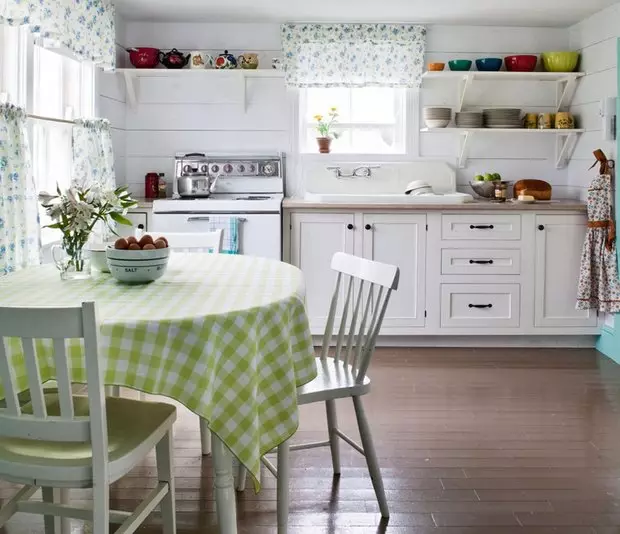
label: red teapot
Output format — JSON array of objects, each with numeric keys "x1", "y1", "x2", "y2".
[{"x1": 159, "y1": 48, "x2": 190, "y2": 69}]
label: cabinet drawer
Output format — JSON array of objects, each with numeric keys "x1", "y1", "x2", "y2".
[
  {"x1": 441, "y1": 214, "x2": 521, "y2": 240},
  {"x1": 441, "y1": 248, "x2": 521, "y2": 275},
  {"x1": 441, "y1": 284, "x2": 520, "y2": 328}
]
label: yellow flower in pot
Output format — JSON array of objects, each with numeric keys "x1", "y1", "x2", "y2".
[{"x1": 315, "y1": 107, "x2": 340, "y2": 153}]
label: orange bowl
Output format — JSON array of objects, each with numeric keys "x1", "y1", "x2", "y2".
[{"x1": 428, "y1": 62, "x2": 445, "y2": 72}]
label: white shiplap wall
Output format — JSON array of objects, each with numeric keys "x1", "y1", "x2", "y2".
[
  {"x1": 104, "y1": 22, "x2": 576, "y2": 198},
  {"x1": 568, "y1": 4, "x2": 619, "y2": 194}
]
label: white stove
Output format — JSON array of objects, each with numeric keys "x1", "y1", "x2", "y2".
[{"x1": 153, "y1": 154, "x2": 285, "y2": 259}]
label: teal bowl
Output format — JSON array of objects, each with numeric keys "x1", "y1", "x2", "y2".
[
  {"x1": 541, "y1": 51, "x2": 580, "y2": 72},
  {"x1": 449, "y1": 60, "x2": 472, "y2": 72}
]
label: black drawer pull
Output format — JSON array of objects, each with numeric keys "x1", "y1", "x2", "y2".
[
  {"x1": 470, "y1": 224, "x2": 494, "y2": 230},
  {"x1": 469, "y1": 259, "x2": 494, "y2": 265},
  {"x1": 347, "y1": 224, "x2": 354, "y2": 230},
  {"x1": 538, "y1": 224, "x2": 545, "y2": 231},
  {"x1": 365, "y1": 224, "x2": 372, "y2": 230},
  {"x1": 469, "y1": 304, "x2": 493, "y2": 309}
]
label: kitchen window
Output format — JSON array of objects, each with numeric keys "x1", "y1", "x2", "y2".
[
  {"x1": 0, "y1": 29, "x2": 95, "y2": 244},
  {"x1": 299, "y1": 87, "x2": 407, "y2": 154}
]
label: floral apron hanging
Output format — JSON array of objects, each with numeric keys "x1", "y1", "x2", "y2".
[{"x1": 576, "y1": 157, "x2": 620, "y2": 312}]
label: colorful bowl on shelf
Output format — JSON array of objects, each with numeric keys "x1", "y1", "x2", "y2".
[
  {"x1": 428, "y1": 62, "x2": 445, "y2": 72},
  {"x1": 127, "y1": 47, "x2": 160, "y2": 69},
  {"x1": 475, "y1": 58, "x2": 502, "y2": 71},
  {"x1": 541, "y1": 51, "x2": 580, "y2": 72},
  {"x1": 504, "y1": 55, "x2": 538, "y2": 72},
  {"x1": 448, "y1": 60, "x2": 472, "y2": 71}
]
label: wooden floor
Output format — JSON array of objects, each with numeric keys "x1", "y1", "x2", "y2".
[{"x1": 3, "y1": 347, "x2": 620, "y2": 533}]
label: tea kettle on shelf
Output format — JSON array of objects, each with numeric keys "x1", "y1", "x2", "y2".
[{"x1": 159, "y1": 48, "x2": 190, "y2": 69}]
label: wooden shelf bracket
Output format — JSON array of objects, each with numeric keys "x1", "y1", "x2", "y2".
[
  {"x1": 555, "y1": 76, "x2": 579, "y2": 112},
  {"x1": 458, "y1": 130, "x2": 472, "y2": 168},
  {"x1": 555, "y1": 131, "x2": 580, "y2": 169}
]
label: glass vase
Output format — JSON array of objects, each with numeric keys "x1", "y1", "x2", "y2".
[{"x1": 51, "y1": 241, "x2": 92, "y2": 280}]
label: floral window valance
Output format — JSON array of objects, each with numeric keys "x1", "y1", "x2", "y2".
[
  {"x1": 281, "y1": 23, "x2": 426, "y2": 88},
  {"x1": 0, "y1": 0, "x2": 116, "y2": 70}
]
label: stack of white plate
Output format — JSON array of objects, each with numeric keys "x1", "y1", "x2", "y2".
[
  {"x1": 423, "y1": 107, "x2": 452, "y2": 128},
  {"x1": 455, "y1": 111, "x2": 483, "y2": 128},
  {"x1": 483, "y1": 108, "x2": 522, "y2": 129},
  {"x1": 106, "y1": 247, "x2": 170, "y2": 284}
]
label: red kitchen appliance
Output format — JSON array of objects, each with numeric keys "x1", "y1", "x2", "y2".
[{"x1": 145, "y1": 172, "x2": 160, "y2": 199}]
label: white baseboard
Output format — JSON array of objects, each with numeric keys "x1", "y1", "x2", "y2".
[{"x1": 315, "y1": 335, "x2": 599, "y2": 349}]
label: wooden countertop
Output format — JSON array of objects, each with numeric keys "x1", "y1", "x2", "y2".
[{"x1": 283, "y1": 198, "x2": 586, "y2": 212}]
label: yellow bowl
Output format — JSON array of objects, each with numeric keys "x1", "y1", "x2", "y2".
[{"x1": 541, "y1": 51, "x2": 579, "y2": 72}]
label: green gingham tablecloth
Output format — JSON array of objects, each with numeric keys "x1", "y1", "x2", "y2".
[{"x1": 0, "y1": 254, "x2": 317, "y2": 487}]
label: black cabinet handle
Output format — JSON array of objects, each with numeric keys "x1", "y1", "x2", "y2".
[
  {"x1": 469, "y1": 304, "x2": 493, "y2": 309},
  {"x1": 470, "y1": 224, "x2": 494, "y2": 230},
  {"x1": 347, "y1": 224, "x2": 354, "y2": 230},
  {"x1": 365, "y1": 224, "x2": 372, "y2": 230},
  {"x1": 469, "y1": 259, "x2": 494, "y2": 265},
  {"x1": 538, "y1": 224, "x2": 545, "y2": 231}
]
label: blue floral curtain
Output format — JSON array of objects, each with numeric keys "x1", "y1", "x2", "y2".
[
  {"x1": 281, "y1": 23, "x2": 426, "y2": 88},
  {"x1": 0, "y1": 0, "x2": 116, "y2": 70},
  {"x1": 0, "y1": 104, "x2": 41, "y2": 274},
  {"x1": 72, "y1": 119, "x2": 115, "y2": 189}
]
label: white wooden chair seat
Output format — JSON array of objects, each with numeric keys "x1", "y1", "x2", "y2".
[
  {"x1": 297, "y1": 358, "x2": 370, "y2": 405},
  {"x1": 0, "y1": 394, "x2": 175, "y2": 487}
]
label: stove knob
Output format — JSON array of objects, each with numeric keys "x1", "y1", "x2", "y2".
[
  {"x1": 200, "y1": 164, "x2": 208, "y2": 173},
  {"x1": 262, "y1": 163, "x2": 275, "y2": 176},
  {"x1": 210, "y1": 164, "x2": 220, "y2": 174},
  {"x1": 248, "y1": 164, "x2": 256, "y2": 173},
  {"x1": 183, "y1": 164, "x2": 193, "y2": 173},
  {"x1": 237, "y1": 164, "x2": 245, "y2": 173},
  {"x1": 223, "y1": 164, "x2": 233, "y2": 174}
]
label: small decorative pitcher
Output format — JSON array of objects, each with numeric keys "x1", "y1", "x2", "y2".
[
  {"x1": 238, "y1": 53, "x2": 259, "y2": 69},
  {"x1": 52, "y1": 241, "x2": 91, "y2": 280}
]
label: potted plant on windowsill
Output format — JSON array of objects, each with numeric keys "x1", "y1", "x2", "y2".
[{"x1": 315, "y1": 107, "x2": 340, "y2": 154}]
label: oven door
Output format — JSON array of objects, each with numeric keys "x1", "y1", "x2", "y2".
[{"x1": 151, "y1": 213, "x2": 282, "y2": 260}]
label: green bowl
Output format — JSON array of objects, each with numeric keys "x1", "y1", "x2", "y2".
[
  {"x1": 449, "y1": 60, "x2": 472, "y2": 71},
  {"x1": 541, "y1": 51, "x2": 580, "y2": 72}
]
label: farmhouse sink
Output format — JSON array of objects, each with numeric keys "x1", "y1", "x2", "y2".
[{"x1": 304, "y1": 192, "x2": 474, "y2": 204}]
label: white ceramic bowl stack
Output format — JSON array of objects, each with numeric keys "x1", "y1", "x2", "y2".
[
  {"x1": 455, "y1": 111, "x2": 483, "y2": 128},
  {"x1": 483, "y1": 108, "x2": 522, "y2": 129},
  {"x1": 423, "y1": 107, "x2": 452, "y2": 128},
  {"x1": 106, "y1": 247, "x2": 171, "y2": 284}
]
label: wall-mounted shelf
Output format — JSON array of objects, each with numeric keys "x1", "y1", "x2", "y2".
[
  {"x1": 422, "y1": 71, "x2": 585, "y2": 113},
  {"x1": 420, "y1": 127, "x2": 585, "y2": 169},
  {"x1": 115, "y1": 68, "x2": 285, "y2": 109}
]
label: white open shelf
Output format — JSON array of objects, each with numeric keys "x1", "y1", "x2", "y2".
[
  {"x1": 420, "y1": 128, "x2": 585, "y2": 169},
  {"x1": 422, "y1": 70, "x2": 585, "y2": 113},
  {"x1": 115, "y1": 68, "x2": 285, "y2": 109}
]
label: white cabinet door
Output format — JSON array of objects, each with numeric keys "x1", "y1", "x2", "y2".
[
  {"x1": 534, "y1": 214, "x2": 597, "y2": 327},
  {"x1": 361, "y1": 213, "x2": 426, "y2": 333},
  {"x1": 290, "y1": 212, "x2": 355, "y2": 334}
]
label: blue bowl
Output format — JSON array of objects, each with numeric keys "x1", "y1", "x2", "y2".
[{"x1": 476, "y1": 58, "x2": 503, "y2": 71}]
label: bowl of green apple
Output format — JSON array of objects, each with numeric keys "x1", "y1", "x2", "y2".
[{"x1": 470, "y1": 173, "x2": 502, "y2": 199}]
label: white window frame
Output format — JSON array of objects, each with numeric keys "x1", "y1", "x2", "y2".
[{"x1": 297, "y1": 87, "x2": 415, "y2": 157}]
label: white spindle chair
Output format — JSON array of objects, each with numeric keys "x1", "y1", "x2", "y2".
[
  {"x1": 237, "y1": 252, "x2": 399, "y2": 531},
  {"x1": 0, "y1": 302, "x2": 177, "y2": 534},
  {"x1": 144, "y1": 230, "x2": 223, "y2": 456}
]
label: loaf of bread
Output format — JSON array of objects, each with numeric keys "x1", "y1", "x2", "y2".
[{"x1": 513, "y1": 180, "x2": 552, "y2": 201}]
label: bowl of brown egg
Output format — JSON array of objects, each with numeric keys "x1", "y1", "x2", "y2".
[{"x1": 106, "y1": 235, "x2": 170, "y2": 284}]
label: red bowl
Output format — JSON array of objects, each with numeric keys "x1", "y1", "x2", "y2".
[
  {"x1": 128, "y1": 47, "x2": 160, "y2": 69},
  {"x1": 504, "y1": 55, "x2": 537, "y2": 72}
]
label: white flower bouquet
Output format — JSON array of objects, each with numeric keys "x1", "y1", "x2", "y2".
[{"x1": 39, "y1": 185, "x2": 137, "y2": 279}]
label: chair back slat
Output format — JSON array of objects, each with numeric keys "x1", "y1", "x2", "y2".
[
  {"x1": 344, "y1": 279, "x2": 365, "y2": 366},
  {"x1": 320, "y1": 272, "x2": 342, "y2": 360},
  {"x1": 333, "y1": 275, "x2": 354, "y2": 363},
  {"x1": 321, "y1": 253, "x2": 399, "y2": 382},
  {"x1": 22, "y1": 338, "x2": 47, "y2": 418},
  {"x1": 148, "y1": 231, "x2": 223, "y2": 253},
  {"x1": 0, "y1": 339, "x2": 21, "y2": 416},
  {"x1": 352, "y1": 282, "x2": 375, "y2": 373},
  {"x1": 52, "y1": 338, "x2": 74, "y2": 418},
  {"x1": 0, "y1": 302, "x2": 107, "y2": 447}
]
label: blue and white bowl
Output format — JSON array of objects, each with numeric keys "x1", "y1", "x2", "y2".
[{"x1": 106, "y1": 247, "x2": 170, "y2": 284}]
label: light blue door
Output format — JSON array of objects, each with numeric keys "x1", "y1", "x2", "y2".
[{"x1": 595, "y1": 39, "x2": 620, "y2": 360}]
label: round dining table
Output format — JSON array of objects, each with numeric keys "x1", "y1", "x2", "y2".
[{"x1": 0, "y1": 253, "x2": 317, "y2": 534}]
